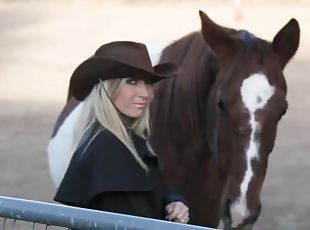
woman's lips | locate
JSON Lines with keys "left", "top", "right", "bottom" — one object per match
{"left": 133, "top": 103, "right": 147, "bottom": 108}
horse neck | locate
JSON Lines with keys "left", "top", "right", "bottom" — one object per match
{"left": 152, "top": 32, "right": 218, "bottom": 158}
{"left": 176, "top": 33, "right": 217, "bottom": 130}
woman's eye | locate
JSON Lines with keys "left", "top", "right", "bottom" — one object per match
{"left": 126, "top": 79, "right": 138, "bottom": 85}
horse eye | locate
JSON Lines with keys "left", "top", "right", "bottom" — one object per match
{"left": 280, "top": 101, "right": 288, "bottom": 117}
{"left": 217, "top": 100, "right": 225, "bottom": 111}
{"left": 280, "top": 107, "right": 287, "bottom": 117}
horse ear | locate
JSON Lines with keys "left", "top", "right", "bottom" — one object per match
{"left": 199, "top": 10, "right": 239, "bottom": 64}
{"left": 272, "top": 18, "right": 300, "bottom": 69}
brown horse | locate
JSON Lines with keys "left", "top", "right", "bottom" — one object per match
{"left": 149, "top": 11, "right": 300, "bottom": 230}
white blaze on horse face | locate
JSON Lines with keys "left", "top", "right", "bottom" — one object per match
{"left": 47, "top": 102, "right": 84, "bottom": 188}
{"left": 229, "top": 73, "right": 275, "bottom": 228}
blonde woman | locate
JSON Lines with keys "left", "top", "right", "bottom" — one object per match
{"left": 51, "top": 41, "right": 189, "bottom": 223}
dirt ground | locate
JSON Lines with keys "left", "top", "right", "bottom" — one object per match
{"left": 0, "top": 1, "right": 309, "bottom": 229}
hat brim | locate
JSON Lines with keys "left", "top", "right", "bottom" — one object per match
{"left": 70, "top": 56, "right": 178, "bottom": 101}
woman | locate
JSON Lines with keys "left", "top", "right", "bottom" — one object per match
{"left": 53, "top": 41, "right": 189, "bottom": 223}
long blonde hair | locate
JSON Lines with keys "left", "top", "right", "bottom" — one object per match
{"left": 71, "top": 79, "right": 152, "bottom": 170}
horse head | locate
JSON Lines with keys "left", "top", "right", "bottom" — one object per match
{"left": 199, "top": 11, "right": 300, "bottom": 229}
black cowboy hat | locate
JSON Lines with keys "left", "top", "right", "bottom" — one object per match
{"left": 69, "top": 41, "right": 178, "bottom": 101}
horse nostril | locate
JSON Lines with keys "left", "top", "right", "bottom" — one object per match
{"left": 222, "top": 198, "right": 231, "bottom": 218}
{"left": 221, "top": 198, "right": 233, "bottom": 226}
{"left": 243, "top": 204, "right": 262, "bottom": 226}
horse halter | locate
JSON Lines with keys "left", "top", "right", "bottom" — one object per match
{"left": 237, "top": 30, "right": 256, "bottom": 46}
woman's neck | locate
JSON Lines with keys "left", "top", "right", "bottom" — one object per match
{"left": 119, "top": 113, "right": 135, "bottom": 129}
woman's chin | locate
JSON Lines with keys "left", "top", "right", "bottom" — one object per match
{"left": 122, "top": 110, "right": 145, "bottom": 119}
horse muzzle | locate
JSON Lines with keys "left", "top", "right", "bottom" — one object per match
{"left": 218, "top": 198, "right": 261, "bottom": 230}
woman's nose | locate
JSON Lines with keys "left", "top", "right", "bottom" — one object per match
{"left": 138, "top": 82, "right": 153, "bottom": 98}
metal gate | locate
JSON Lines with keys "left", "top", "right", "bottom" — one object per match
{"left": 0, "top": 196, "right": 216, "bottom": 230}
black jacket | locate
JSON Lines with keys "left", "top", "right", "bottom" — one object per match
{"left": 54, "top": 127, "right": 170, "bottom": 219}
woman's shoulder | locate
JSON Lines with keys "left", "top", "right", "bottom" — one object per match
{"left": 83, "top": 129, "right": 122, "bottom": 156}
{"left": 90, "top": 128, "right": 120, "bottom": 147}
{"left": 82, "top": 128, "right": 156, "bottom": 163}
{"left": 91, "top": 129, "right": 148, "bottom": 150}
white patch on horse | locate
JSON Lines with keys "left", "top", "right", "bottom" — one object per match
{"left": 230, "top": 73, "right": 275, "bottom": 228}
{"left": 47, "top": 102, "right": 84, "bottom": 188}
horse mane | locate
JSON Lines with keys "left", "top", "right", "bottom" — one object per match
{"left": 150, "top": 32, "right": 218, "bottom": 164}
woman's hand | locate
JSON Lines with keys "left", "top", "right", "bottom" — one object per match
{"left": 165, "top": 201, "right": 189, "bottom": 224}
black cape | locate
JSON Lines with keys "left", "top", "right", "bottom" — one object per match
{"left": 54, "top": 128, "right": 167, "bottom": 219}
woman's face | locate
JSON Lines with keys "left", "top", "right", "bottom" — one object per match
{"left": 113, "top": 78, "right": 154, "bottom": 118}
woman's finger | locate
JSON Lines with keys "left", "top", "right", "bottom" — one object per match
{"left": 165, "top": 202, "right": 189, "bottom": 222}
